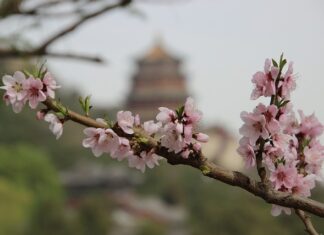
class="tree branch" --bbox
[0,0,132,63]
[0,49,104,63]
[295,209,320,235]
[37,0,132,52]
[42,98,324,219]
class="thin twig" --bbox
[0,49,104,63]
[37,0,132,51]
[295,209,320,235]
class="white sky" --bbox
[3,0,324,136]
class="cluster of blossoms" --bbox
[237,57,324,216]
[82,97,209,172]
[1,70,63,138]
[1,70,209,173]
[1,71,60,113]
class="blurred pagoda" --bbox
[126,39,188,121]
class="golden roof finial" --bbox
[145,35,170,60]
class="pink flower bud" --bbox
[193,143,201,152]
[135,114,141,126]
[36,110,46,120]
[181,149,190,159]
[195,133,209,143]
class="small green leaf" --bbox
[56,101,68,116]
[84,95,91,116]
[272,59,278,68]
[23,70,34,78]
[280,53,284,64]
[37,60,47,79]
[279,100,290,108]
[176,105,185,118]
[280,59,287,71]
[79,96,85,108]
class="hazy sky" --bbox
[4,0,324,135]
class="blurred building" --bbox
[126,39,188,121]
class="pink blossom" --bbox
[134,114,141,126]
[1,72,28,113]
[271,66,279,80]
[128,154,146,172]
[263,145,284,168]
[156,107,176,124]
[24,77,46,109]
[111,137,133,161]
[117,111,135,134]
[183,124,193,142]
[254,104,280,134]
[9,98,25,113]
[280,62,296,98]
[36,110,46,120]
[184,97,202,124]
[160,122,186,153]
[128,151,161,173]
[181,148,191,159]
[195,133,209,143]
[142,151,162,169]
[279,112,299,135]
[193,143,202,152]
[239,111,269,144]
[42,72,60,98]
[292,174,316,197]
[250,59,276,100]
[82,127,120,157]
[264,58,271,73]
[298,110,324,138]
[44,113,63,139]
[271,205,291,217]
[1,71,27,101]
[269,164,298,190]
[303,143,324,177]
[271,132,290,150]
[143,120,162,135]
[237,137,256,168]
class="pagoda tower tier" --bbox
[126,40,189,120]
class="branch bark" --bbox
[42,98,324,219]
[295,209,320,235]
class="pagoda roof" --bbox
[138,38,181,63]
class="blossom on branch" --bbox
[238,56,324,217]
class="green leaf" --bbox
[79,96,85,108]
[84,95,91,116]
[272,59,278,68]
[279,59,287,71]
[279,53,284,64]
[279,99,290,108]
[23,70,34,78]
[78,95,92,116]
[37,60,47,79]
[176,105,185,118]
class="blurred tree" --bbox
[0,179,31,235]
[77,196,112,235]
[0,145,71,235]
